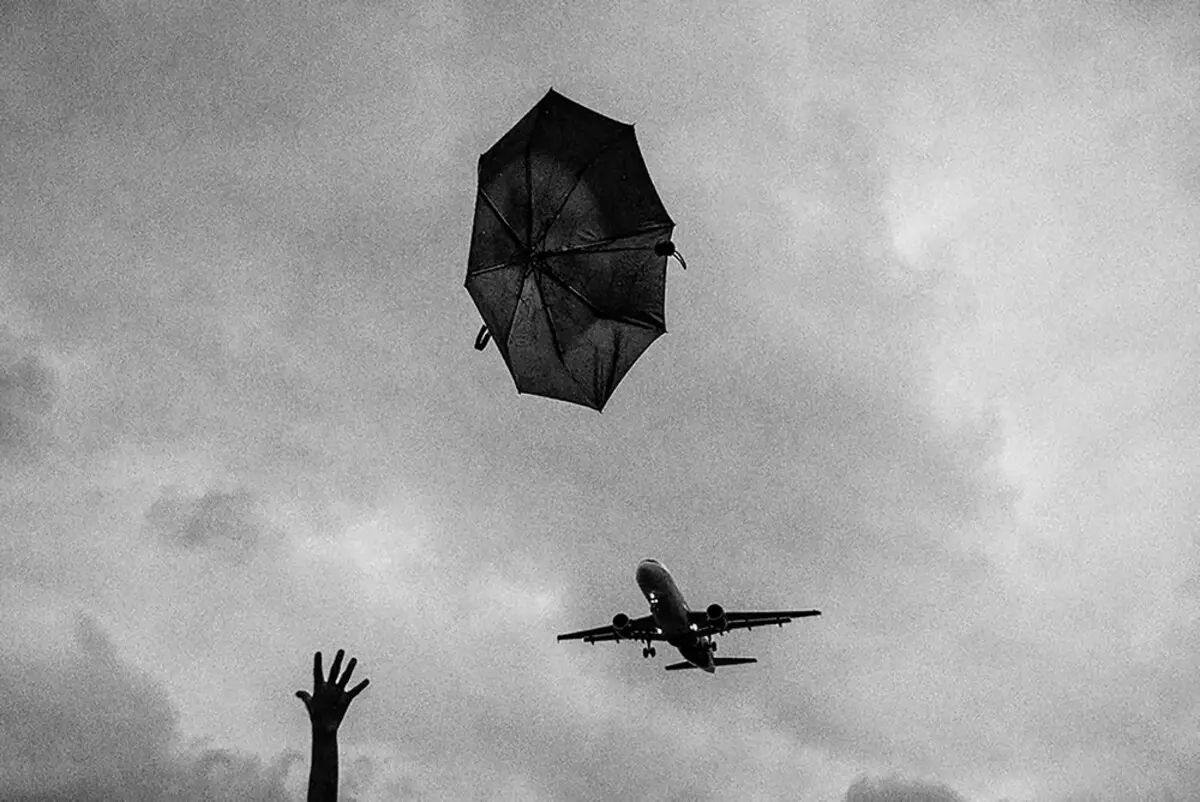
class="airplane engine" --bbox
[706,603,726,631]
[612,613,631,634]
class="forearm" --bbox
[307,728,339,802]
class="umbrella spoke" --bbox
[479,189,528,252]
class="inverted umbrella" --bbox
[466,89,685,412]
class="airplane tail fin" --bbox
[664,657,758,671]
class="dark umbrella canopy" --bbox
[466,89,681,411]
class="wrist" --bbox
[311,724,339,739]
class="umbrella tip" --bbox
[656,241,687,269]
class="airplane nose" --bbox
[636,560,662,586]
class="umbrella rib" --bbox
[544,225,675,256]
[532,132,630,254]
[525,141,533,250]
[468,259,525,278]
[505,261,534,344]
[533,267,571,370]
[533,267,604,409]
[479,188,528,252]
[537,264,664,334]
[609,315,665,333]
[536,259,600,315]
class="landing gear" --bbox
[642,644,657,658]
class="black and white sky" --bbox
[3,1,1199,800]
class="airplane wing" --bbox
[556,615,662,644]
[688,609,821,636]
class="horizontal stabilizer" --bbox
[664,661,700,671]
[664,657,758,671]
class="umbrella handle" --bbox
[474,325,492,351]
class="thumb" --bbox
[295,690,311,706]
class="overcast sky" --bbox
[3,1,1199,800]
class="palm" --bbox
[296,650,369,733]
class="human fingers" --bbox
[296,690,312,708]
[313,651,324,687]
[339,657,357,687]
[347,678,369,700]
[329,649,345,684]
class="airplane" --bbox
[557,559,821,673]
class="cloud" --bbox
[145,486,282,557]
[0,341,57,458]
[846,774,969,802]
[0,611,174,800]
[0,599,305,802]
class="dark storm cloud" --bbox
[846,775,969,802]
[0,610,301,801]
[0,612,176,799]
[0,341,56,456]
[145,487,281,556]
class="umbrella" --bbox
[466,89,685,412]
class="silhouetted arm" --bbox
[295,649,369,802]
[308,726,339,802]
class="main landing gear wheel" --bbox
[642,645,657,658]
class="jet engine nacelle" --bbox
[612,613,631,634]
[706,603,727,631]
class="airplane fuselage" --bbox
[636,559,717,672]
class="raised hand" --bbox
[295,649,369,734]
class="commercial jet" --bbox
[557,559,821,673]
